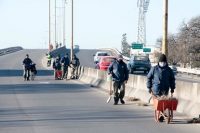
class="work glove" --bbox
[148,88,152,94]
[124,80,128,84]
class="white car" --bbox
[93,51,109,64]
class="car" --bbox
[170,64,178,75]
[127,55,151,74]
[96,56,116,71]
[74,45,79,50]
[93,51,109,64]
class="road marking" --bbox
[39,81,50,84]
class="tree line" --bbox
[156,15,200,68]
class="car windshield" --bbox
[98,53,108,56]
[134,56,149,61]
[102,57,115,63]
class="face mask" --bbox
[159,62,166,67]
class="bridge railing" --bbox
[104,48,200,76]
[78,66,200,117]
[0,46,23,56]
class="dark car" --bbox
[127,55,151,74]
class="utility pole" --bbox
[55,0,57,48]
[162,0,168,57]
[49,0,51,51]
[71,0,74,60]
[63,0,66,47]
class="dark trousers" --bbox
[62,66,68,79]
[24,68,30,80]
[113,81,125,103]
[71,65,79,78]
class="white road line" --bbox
[39,81,50,84]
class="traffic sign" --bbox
[143,48,151,52]
[132,43,143,49]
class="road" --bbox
[0,49,199,133]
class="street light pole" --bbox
[49,0,51,51]
[162,0,168,57]
[63,0,66,47]
[55,0,57,48]
[71,0,74,60]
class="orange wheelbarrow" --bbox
[153,96,178,124]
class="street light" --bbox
[162,0,168,57]
[63,0,66,47]
[71,0,74,61]
[55,0,57,49]
[49,0,51,51]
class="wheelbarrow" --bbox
[153,95,178,124]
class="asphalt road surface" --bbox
[0,49,199,133]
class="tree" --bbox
[155,34,180,64]
[178,16,200,67]
[155,15,200,67]
[121,33,130,57]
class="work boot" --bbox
[120,99,125,104]
[159,116,164,122]
[113,102,118,105]
[113,98,118,105]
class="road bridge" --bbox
[0,49,199,133]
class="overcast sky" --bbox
[0,0,199,50]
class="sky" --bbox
[0,0,200,50]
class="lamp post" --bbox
[55,0,57,49]
[71,0,74,61]
[63,0,66,47]
[162,0,168,57]
[49,0,51,51]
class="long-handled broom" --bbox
[106,75,112,103]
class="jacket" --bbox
[53,59,61,70]
[23,58,32,69]
[61,57,70,66]
[147,64,175,96]
[108,60,129,82]
[71,57,80,66]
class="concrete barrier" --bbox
[79,66,200,117]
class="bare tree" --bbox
[121,33,130,57]
[155,15,200,67]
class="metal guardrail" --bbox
[100,48,130,62]
[177,67,200,75]
[0,46,23,56]
[102,48,200,76]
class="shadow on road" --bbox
[0,69,54,77]
[0,82,92,94]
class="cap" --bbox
[159,54,167,62]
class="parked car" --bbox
[93,51,109,64]
[96,56,116,71]
[74,45,79,50]
[127,55,151,74]
[170,64,178,75]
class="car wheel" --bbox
[129,68,133,74]
[144,70,148,74]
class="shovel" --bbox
[106,75,112,103]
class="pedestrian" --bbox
[30,63,37,80]
[22,54,33,81]
[70,54,80,79]
[61,53,70,79]
[147,54,175,97]
[108,55,129,105]
[53,55,62,79]
[47,53,52,67]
